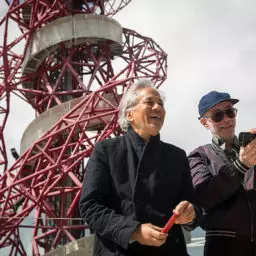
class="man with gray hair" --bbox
[80,79,200,255]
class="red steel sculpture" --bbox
[0,0,167,255]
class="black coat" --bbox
[79,129,197,255]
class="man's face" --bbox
[126,87,165,140]
[200,101,236,142]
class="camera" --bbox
[238,132,256,147]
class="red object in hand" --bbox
[161,213,178,233]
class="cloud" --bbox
[116,0,256,152]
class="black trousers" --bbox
[204,236,256,256]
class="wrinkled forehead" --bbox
[135,87,162,100]
[206,101,233,114]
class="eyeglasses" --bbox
[203,108,237,123]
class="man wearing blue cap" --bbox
[188,91,256,256]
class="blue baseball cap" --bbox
[198,91,239,118]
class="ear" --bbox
[126,110,134,122]
[200,118,209,129]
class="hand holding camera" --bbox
[238,129,256,168]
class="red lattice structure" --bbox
[0,1,167,255]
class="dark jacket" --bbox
[79,129,197,256]
[188,142,256,241]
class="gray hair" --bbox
[118,79,165,131]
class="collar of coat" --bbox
[211,135,240,162]
[212,135,239,150]
[126,127,161,160]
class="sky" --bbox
[115,0,256,153]
[1,0,256,255]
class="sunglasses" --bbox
[203,108,237,123]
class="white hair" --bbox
[118,79,165,131]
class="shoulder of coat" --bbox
[161,141,187,157]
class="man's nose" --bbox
[152,102,163,110]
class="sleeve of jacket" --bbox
[188,147,249,211]
[79,141,141,249]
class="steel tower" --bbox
[0,1,167,255]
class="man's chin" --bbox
[148,127,161,137]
